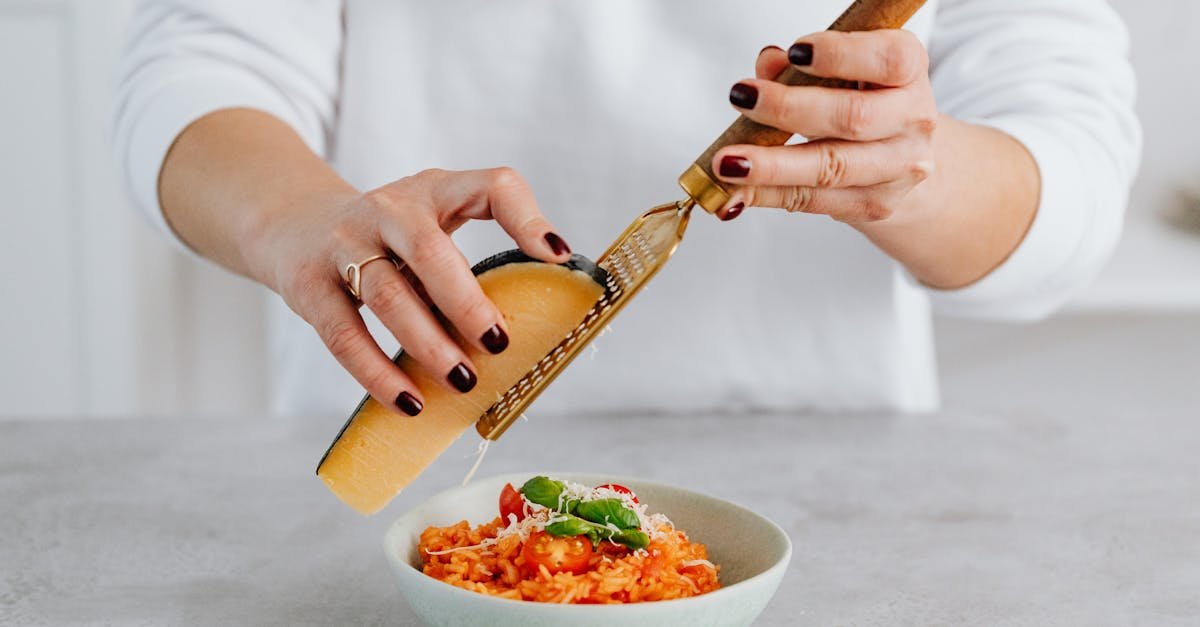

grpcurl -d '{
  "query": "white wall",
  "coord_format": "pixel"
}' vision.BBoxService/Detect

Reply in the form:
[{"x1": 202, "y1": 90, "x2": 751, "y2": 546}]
[
  {"x1": 1074, "y1": 0, "x2": 1200, "y2": 309},
  {"x1": 0, "y1": 0, "x2": 268, "y2": 417},
  {"x1": 0, "y1": 0, "x2": 1195, "y2": 418}
]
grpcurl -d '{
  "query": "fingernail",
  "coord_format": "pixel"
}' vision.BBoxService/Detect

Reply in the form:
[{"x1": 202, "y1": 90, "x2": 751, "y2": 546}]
[
  {"x1": 721, "y1": 202, "x2": 745, "y2": 221},
  {"x1": 395, "y1": 391, "x2": 423, "y2": 416},
  {"x1": 448, "y1": 363, "x2": 477, "y2": 393},
  {"x1": 719, "y1": 155, "x2": 752, "y2": 178},
  {"x1": 759, "y1": 44, "x2": 783, "y2": 56},
  {"x1": 788, "y1": 42, "x2": 813, "y2": 66},
  {"x1": 729, "y1": 82, "x2": 758, "y2": 110},
  {"x1": 481, "y1": 325, "x2": 509, "y2": 354},
  {"x1": 544, "y1": 232, "x2": 571, "y2": 256}
]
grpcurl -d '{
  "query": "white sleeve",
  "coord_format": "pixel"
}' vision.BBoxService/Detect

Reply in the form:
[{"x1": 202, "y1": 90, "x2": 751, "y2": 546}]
[
  {"x1": 112, "y1": 0, "x2": 343, "y2": 253},
  {"x1": 923, "y1": 0, "x2": 1141, "y2": 320}
]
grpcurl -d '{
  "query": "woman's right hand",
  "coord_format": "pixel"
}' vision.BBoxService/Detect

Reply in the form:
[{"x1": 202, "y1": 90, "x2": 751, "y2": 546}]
[{"x1": 245, "y1": 167, "x2": 572, "y2": 416}]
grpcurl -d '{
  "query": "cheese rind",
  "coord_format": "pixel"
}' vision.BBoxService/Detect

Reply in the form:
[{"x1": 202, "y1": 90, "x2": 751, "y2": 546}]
[{"x1": 317, "y1": 252, "x2": 608, "y2": 515}]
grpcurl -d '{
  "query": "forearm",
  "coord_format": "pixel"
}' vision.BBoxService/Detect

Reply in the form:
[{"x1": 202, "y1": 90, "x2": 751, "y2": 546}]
[
  {"x1": 159, "y1": 108, "x2": 357, "y2": 283},
  {"x1": 855, "y1": 115, "x2": 1039, "y2": 290}
]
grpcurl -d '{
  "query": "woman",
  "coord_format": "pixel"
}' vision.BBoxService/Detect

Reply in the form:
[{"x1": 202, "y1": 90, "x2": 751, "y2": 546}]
[{"x1": 113, "y1": 0, "x2": 1139, "y2": 417}]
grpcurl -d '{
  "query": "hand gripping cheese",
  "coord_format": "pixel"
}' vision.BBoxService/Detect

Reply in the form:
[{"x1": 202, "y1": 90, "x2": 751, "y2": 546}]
[{"x1": 317, "y1": 251, "x2": 609, "y2": 515}]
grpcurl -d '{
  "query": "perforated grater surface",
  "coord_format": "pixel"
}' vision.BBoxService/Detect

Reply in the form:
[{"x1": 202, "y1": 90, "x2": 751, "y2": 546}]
[
  {"x1": 473, "y1": 0, "x2": 926, "y2": 441},
  {"x1": 474, "y1": 200, "x2": 694, "y2": 439}
]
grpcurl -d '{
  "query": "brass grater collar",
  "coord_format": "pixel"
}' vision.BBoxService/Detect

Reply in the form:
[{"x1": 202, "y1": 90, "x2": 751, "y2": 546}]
[{"x1": 678, "y1": 164, "x2": 731, "y2": 215}]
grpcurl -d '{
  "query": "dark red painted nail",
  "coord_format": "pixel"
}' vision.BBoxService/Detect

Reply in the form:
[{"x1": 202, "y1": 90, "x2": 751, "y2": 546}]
[
  {"x1": 721, "y1": 202, "x2": 745, "y2": 221},
  {"x1": 788, "y1": 42, "x2": 814, "y2": 66},
  {"x1": 481, "y1": 325, "x2": 509, "y2": 354},
  {"x1": 395, "y1": 391, "x2": 423, "y2": 416},
  {"x1": 448, "y1": 363, "x2": 477, "y2": 393},
  {"x1": 544, "y1": 232, "x2": 571, "y2": 256},
  {"x1": 729, "y1": 82, "x2": 758, "y2": 110},
  {"x1": 719, "y1": 155, "x2": 752, "y2": 178},
  {"x1": 759, "y1": 44, "x2": 783, "y2": 56}
]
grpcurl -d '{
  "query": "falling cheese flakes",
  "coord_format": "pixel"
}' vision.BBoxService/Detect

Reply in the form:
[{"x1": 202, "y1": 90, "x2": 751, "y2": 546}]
[{"x1": 461, "y1": 438, "x2": 491, "y2": 486}]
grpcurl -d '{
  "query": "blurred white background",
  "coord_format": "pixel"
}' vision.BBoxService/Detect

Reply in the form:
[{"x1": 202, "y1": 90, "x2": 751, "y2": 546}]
[{"x1": 0, "y1": 0, "x2": 1196, "y2": 418}]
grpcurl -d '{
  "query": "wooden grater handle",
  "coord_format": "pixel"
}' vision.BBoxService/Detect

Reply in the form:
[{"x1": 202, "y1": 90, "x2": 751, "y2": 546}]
[{"x1": 678, "y1": 0, "x2": 928, "y2": 213}]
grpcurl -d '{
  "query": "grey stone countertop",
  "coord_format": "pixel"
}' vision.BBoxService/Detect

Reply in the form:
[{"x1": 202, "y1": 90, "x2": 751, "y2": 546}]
[
  {"x1": 2, "y1": 314, "x2": 1199, "y2": 626},
  {"x1": 3, "y1": 408, "x2": 1199, "y2": 626}
]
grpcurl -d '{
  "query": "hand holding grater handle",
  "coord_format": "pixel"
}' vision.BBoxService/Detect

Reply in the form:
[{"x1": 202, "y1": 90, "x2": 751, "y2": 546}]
[{"x1": 678, "y1": 0, "x2": 929, "y2": 214}]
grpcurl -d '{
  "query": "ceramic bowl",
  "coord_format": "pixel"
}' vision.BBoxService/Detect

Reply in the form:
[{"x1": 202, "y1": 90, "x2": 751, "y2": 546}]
[{"x1": 383, "y1": 472, "x2": 792, "y2": 627}]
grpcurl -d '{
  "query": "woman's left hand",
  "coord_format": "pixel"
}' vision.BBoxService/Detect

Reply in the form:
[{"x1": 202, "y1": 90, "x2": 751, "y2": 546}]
[{"x1": 714, "y1": 30, "x2": 938, "y2": 223}]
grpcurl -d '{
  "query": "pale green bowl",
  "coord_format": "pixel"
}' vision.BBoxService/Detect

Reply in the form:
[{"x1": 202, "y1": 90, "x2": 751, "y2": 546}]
[{"x1": 383, "y1": 472, "x2": 792, "y2": 627}]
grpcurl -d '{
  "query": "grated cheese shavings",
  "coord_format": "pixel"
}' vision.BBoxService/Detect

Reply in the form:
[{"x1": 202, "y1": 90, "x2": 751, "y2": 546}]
[
  {"x1": 426, "y1": 509, "x2": 553, "y2": 556},
  {"x1": 428, "y1": 477, "x2": 680, "y2": 556},
  {"x1": 460, "y1": 439, "x2": 491, "y2": 486},
  {"x1": 553, "y1": 479, "x2": 677, "y2": 542}
]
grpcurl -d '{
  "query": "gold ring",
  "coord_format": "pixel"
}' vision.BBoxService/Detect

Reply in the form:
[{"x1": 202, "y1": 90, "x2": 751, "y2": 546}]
[{"x1": 344, "y1": 253, "x2": 399, "y2": 301}]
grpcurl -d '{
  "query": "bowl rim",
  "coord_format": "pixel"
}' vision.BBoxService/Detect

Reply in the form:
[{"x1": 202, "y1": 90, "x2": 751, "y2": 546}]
[{"x1": 383, "y1": 471, "x2": 793, "y2": 610}]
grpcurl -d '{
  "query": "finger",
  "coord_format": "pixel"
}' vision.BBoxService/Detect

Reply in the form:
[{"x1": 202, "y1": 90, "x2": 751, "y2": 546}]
[
  {"x1": 712, "y1": 138, "x2": 934, "y2": 188},
  {"x1": 788, "y1": 30, "x2": 928, "y2": 87},
  {"x1": 399, "y1": 263, "x2": 434, "y2": 309},
  {"x1": 729, "y1": 77, "x2": 927, "y2": 141},
  {"x1": 428, "y1": 167, "x2": 572, "y2": 263},
  {"x1": 304, "y1": 282, "x2": 425, "y2": 416},
  {"x1": 376, "y1": 193, "x2": 507, "y2": 367},
  {"x1": 755, "y1": 45, "x2": 790, "y2": 80},
  {"x1": 345, "y1": 251, "x2": 485, "y2": 394},
  {"x1": 715, "y1": 199, "x2": 746, "y2": 222},
  {"x1": 729, "y1": 182, "x2": 909, "y2": 224}
]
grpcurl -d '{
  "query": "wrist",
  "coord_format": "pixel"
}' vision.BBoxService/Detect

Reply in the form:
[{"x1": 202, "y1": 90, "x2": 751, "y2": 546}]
[
  {"x1": 850, "y1": 116, "x2": 1039, "y2": 289},
  {"x1": 238, "y1": 183, "x2": 359, "y2": 290}
]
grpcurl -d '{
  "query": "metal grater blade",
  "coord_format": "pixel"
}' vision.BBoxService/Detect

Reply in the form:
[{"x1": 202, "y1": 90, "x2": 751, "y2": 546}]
[{"x1": 474, "y1": 199, "x2": 694, "y2": 439}]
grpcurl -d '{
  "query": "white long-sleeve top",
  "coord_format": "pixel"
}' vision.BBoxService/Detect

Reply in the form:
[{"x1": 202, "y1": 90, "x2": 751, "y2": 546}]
[{"x1": 113, "y1": 0, "x2": 1140, "y2": 416}]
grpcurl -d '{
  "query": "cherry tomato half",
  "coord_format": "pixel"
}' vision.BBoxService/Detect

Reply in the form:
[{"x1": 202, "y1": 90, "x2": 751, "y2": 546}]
[
  {"x1": 499, "y1": 483, "x2": 527, "y2": 523},
  {"x1": 522, "y1": 531, "x2": 594, "y2": 575},
  {"x1": 596, "y1": 483, "x2": 639, "y2": 504}
]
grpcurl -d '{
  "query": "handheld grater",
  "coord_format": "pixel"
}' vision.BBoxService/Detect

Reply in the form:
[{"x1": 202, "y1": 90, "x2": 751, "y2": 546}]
[{"x1": 474, "y1": 0, "x2": 929, "y2": 441}]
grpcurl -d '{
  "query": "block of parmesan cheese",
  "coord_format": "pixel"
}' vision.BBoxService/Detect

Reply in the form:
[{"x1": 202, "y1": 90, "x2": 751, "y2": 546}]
[{"x1": 317, "y1": 251, "x2": 608, "y2": 515}]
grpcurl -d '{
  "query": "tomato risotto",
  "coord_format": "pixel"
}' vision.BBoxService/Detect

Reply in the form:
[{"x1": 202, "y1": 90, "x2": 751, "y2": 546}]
[{"x1": 418, "y1": 476, "x2": 721, "y2": 603}]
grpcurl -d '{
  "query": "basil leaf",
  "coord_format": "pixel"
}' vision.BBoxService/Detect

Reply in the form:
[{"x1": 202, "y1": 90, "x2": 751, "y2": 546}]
[
  {"x1": 543, "y1": 513, "x2": 649, "y2": 550},
  {"x1": 544, "y1": 514, "x2": 593, "y2": 538},
  {"x1": 575, "y1": 498, "x2": 640, "y2": 530},
  {"x1": 612, "y1": 529, "x2": 650, "y2": 550},
  {"x1": 520, "y1": 476, "x2": 564, "y2": 510},
  {"x1": 521, "y1": 478, "x2": 648, "y2": 551}
]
